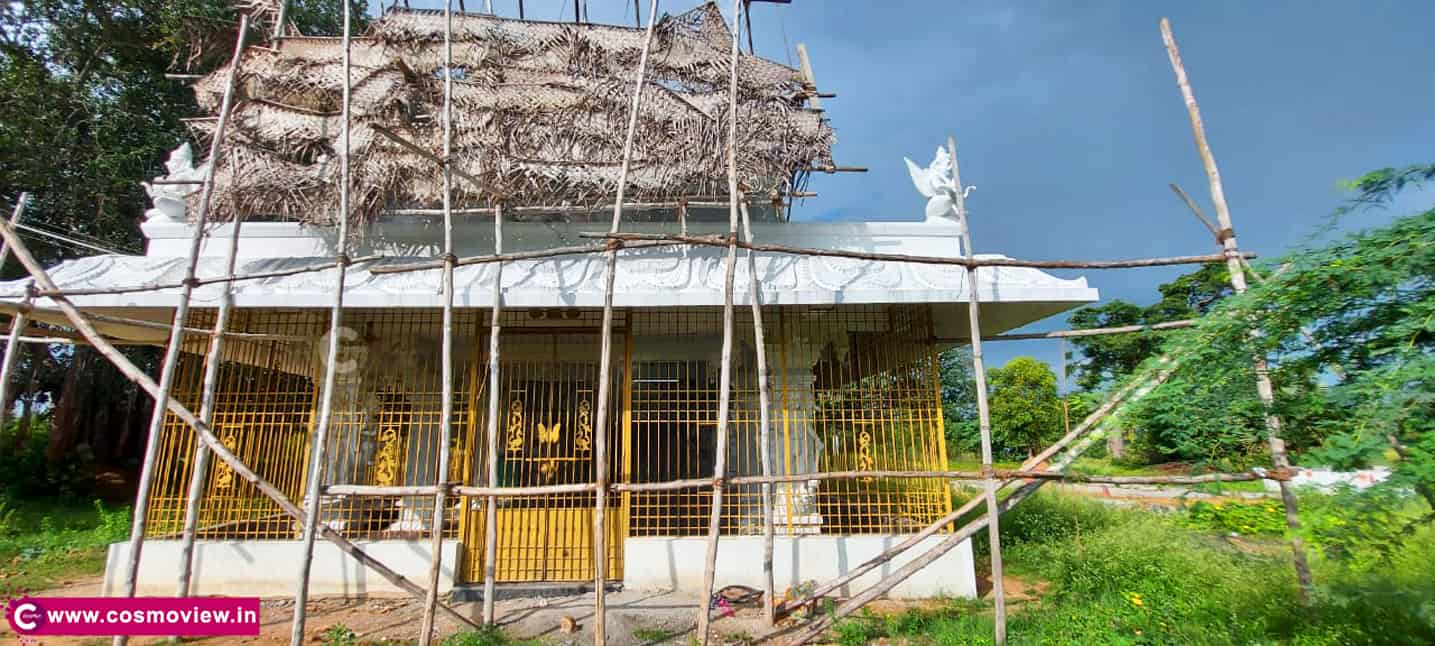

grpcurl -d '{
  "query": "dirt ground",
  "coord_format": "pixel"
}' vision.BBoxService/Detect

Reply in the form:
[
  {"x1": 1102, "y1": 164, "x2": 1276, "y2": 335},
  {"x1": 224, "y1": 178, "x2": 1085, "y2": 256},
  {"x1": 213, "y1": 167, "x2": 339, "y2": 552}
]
[{"x1": 2, "y1": 577, "x2": 866, "y2": 645}]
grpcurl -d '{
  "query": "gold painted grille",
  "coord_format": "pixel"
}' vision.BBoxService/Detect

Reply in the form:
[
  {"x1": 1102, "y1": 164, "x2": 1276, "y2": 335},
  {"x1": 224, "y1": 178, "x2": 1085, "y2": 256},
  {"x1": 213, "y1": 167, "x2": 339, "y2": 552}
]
[
  {"x1": 626, "y1": 305, "x2": 952, "y2": 536},
  {"x1": 457, "y1": 326, "x2": 626, "y2": 583},
  {"x1": 142, "y1": 305, "x2": 949, "y2": 580}
]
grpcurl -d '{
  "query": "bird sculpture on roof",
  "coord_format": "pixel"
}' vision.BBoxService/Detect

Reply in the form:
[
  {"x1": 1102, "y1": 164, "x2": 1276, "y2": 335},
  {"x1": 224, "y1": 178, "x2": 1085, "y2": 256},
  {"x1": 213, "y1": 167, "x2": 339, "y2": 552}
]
[{"x1": 904, "y1": 146, "x2": 976, "y2": 253}]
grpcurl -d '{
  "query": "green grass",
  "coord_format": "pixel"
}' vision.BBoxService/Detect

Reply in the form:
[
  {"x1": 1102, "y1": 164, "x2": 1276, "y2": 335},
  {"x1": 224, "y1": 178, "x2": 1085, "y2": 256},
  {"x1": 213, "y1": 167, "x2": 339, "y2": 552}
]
[
  {"x1": 0, "y1": 496, "x2": 131, "y2": 594},
  {"x1": 633, "y1": 626, "x2": 680, "y2": 643},
  {"x1": 948, "y1": 455, "x2": 1024, "y2": 472},
  {"x1": 827, "y1": 490, "x2": 1435, "y2": 645},
  {"x1": 442, "y1": 626, "x2": 545, "y2": 646}
]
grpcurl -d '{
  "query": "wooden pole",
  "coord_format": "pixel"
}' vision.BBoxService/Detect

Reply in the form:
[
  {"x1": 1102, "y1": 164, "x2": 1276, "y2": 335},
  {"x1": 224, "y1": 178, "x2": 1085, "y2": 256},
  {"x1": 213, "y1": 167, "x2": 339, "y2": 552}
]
[
  {"x1": 794, "y1": 44, "x2": 821, "y2": 111},
  {"x1": 419, "y1": 1, "x2": 460, "y2": 642},
  {"x1": 580, "y1": 232, "x2": 1253, "y2": 271},
  {"x1": 290, "y1": 0, "x2": 355, "y2": 640},
  {"x1": 37, "y1": 254, "x2": 381, "y2": 298},
  {"x1": 590, "y1": 2, "x2": 660, "y2": 642},
  {"x1": 0, "y1": 192, "x2": 27, "y2": 272},
  {"x1": 0, "y1": 297, "x2": 31, "y2": 433},
  {"x1": 1160, "y1": 17, "x2": 1313, "y2": 601},
  {"x1": 696, "y1": 4, "x2": 745, "y2": 644},
  {"x1": 0, "y1": 207, "x2": 484, "y2": 637},
  {"x1": 946, "y1": 136, "x2": 1006, "y2": 645},
  {"x1": 272, "y1": 0, "x2": 289, "y2": 40},
  {"x1": 479, "y1": 203, "x2": 503, "y2": 626},
  {"x1": 0, "y1": 193, "x2": 32, "y2": 432},
  {"x1": 113, "y1": 19, "x2": 250, "y2": 645},
  {"x1": 175, "y1": 130, "x2": 260, "y2": 600},
  {"x1": 738, "y1": 200, "x2": 777, "y2": 627}
]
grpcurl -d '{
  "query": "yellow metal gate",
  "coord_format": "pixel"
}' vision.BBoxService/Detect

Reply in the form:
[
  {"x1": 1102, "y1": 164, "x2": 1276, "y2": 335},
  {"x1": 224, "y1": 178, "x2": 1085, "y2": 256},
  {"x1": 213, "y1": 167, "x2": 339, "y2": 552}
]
[{"x1": 458, "y1": 329, "x2": 626, "y2": 582}]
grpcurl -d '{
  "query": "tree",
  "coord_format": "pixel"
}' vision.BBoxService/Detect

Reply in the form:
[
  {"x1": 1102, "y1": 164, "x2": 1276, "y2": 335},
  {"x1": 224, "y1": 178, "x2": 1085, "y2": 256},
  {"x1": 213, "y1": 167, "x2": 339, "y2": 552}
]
[
  {"x1": 987, "y1": 357, "x2": 1063, "y2": 459},
  {"x1": 0, "y1": 1, "x2": 356, "y2": 476},
  {"x1": 1067, "y1": 264, "x2": 1232, "y2": 390},
  {"x1": 1138, "y1": 164, "x2": 1435, "y2": 506},
  {"x1": 937, "y1": 348, "x2": 978, "y2": 456}
]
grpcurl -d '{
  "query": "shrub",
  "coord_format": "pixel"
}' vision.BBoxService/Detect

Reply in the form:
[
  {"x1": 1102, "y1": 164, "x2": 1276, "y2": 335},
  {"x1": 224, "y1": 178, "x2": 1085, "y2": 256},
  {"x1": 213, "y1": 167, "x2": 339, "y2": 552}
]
[
  {"x1": 320, "y1": 624, "x2": 357, "y2": 646},
  {"x1": 1182, "y1": 500, "x2": 1287, "y2": 536}
]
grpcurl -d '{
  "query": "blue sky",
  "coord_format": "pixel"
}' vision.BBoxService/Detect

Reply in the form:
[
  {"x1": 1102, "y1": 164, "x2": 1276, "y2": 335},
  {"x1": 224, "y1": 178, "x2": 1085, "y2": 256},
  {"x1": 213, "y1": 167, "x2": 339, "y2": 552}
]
[{"x1": 371, "y1": 0, "x2": 1434, "y2": 379}]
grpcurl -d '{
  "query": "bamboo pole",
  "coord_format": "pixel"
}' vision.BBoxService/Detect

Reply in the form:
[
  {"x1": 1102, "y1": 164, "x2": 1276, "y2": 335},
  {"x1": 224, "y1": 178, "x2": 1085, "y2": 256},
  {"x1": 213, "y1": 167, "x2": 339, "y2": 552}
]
[
  {"x1": 738, "y1": 199, "x2": 777, "y2": 628},
  {"x1": 0, "y1": 297, "x2": 31, "y2": 432},
  {"x1": 479, "y1": 206, "x2": 503, "y2": 625},
  {"x1": 1160, "y1": 17, "x2": 1313, "y2": 600},
  {"x1": 0, "y1": 304, "x2": 305, "y2": 343},
  {"x1": 590, "y1": 2, "x2": 660, "y2": 642},
  {"x1": 273, "y1": 0, "x2": 289, "y2": 40},
  {"x1": 368, "y1": 241, "x2": 677, "y2": 275},
  {"x1": 0, "y1": 205, "x2": 483, "y2": 637},
  {"x1": 175, "y1": 139, "x2": 260, "y2": 599},
  {"x1": 695, "y1": 4, "x2": 745, "y2": 644},
  {"x1": 580, "y1": 232, "x2": 1253, "y2": 270},
  {"x1": 0, "y1": 193, "x2": 28, "y2": 271},
  {"x1": 290, "y1": 0, "x2": 356, "y2": 640},
  {"x1": 971, "y1": 319, "x2": 1195, "y2": 342},
  {"x1": 945, "y1": 136, "x2": 1007, "y2": 645},
  {"x1": 419, "y1": 1, "x2": 460, "y2": 641},
  {"x1": 113, "y1": 20, "x2": 250, "y2": 646},
  {"x1": 0, "y1": 193, "x2": 32, "y2": 432},
  {"x1": 35, "y1": 255, "x2": 381, "y2": 298},
  {"x1": 370, "y1": 125, "x2": 509, "y2": 201},
  {"x1": 326, "y1": 466, "x2": 1277, "y2": 498},
  {"x1": 784, "y1": 364, "x2": 1178, "y2": 645},
  {"x1": 774, "y1": 357, "x2": 1180, "y2": 619}
]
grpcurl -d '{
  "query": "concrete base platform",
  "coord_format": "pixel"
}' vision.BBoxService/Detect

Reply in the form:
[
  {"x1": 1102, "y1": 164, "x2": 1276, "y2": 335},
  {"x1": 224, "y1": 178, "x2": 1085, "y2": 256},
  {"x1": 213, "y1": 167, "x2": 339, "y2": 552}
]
[
  {"x1": 103, "y1": 540, "x2": 460, "y2": 597},
  {"x1": 621, "y1": 535, "x2": 976, "y2": 599}
]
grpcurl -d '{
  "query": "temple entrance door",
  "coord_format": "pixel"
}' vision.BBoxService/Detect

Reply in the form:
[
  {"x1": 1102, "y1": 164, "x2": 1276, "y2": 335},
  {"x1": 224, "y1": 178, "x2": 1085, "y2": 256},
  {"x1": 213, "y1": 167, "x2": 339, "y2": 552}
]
[{"x1": 459, "y1": 330, "x2": 626, "y2": 583}]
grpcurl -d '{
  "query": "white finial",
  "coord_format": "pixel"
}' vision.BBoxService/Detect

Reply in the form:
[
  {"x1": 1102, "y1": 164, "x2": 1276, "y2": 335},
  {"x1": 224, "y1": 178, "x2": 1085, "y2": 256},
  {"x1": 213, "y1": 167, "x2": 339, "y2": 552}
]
[{"x1": 903, "y1": 145, "x2": 973, "y2": 252}]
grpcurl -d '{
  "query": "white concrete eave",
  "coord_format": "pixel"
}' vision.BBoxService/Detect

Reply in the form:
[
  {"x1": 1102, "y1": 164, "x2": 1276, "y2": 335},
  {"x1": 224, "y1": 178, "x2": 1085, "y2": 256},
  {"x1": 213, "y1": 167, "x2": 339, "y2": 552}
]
[{"x1": 0, "y1": 219, "x2": 1098, "y2": 341}]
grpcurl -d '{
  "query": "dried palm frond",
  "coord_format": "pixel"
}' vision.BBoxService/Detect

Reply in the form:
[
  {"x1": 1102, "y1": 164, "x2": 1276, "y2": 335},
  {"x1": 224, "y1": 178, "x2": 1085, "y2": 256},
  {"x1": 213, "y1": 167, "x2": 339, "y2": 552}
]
[{"x1": 187, "y1": 2, "x2": 835, "y2": 225}]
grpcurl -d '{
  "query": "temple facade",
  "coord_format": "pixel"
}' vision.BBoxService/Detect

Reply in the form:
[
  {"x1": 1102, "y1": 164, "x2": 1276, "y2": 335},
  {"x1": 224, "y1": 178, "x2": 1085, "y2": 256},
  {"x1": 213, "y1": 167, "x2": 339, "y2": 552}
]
[{"x1": 0, "y1": 4, "x2": 1097, "y2": 599}]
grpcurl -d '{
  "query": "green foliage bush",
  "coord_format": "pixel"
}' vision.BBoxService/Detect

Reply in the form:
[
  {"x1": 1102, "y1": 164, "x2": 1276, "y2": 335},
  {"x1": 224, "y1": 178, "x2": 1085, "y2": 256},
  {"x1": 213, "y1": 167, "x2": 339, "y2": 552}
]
[
  {"x1": 1182, "y1": 500, "x2": 1287, "y2": 536},
  {"x1": 320, "y1": 624, "x2": 358, "y2": 646},
  {"x1": 861, "y1": 490, "x2": 1435, "y2": 645}
]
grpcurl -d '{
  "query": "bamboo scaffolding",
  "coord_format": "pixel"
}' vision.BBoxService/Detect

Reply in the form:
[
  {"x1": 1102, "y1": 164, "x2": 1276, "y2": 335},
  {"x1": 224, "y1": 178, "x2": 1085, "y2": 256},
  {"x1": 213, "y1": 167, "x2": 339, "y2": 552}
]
[
  {"x1": 589, "y1": 2, "x2": 661, "y2": 641},
  {"x1": 112, "y1": 21, "x2": 250, "y2": 646},
  {"x1": 946, "y1": 136, "x2": 1007, "y2": 645},
  {"x1": 0, "y1": 193, "x2": 28, "y2": 270},
  {"x1": 1160, "y1": 17, "x2": 1313, "y2": 600},
  {"x1": 0, "y1": 206, "x2": 484, "y2": 638},
  {"x1": 738, "y1": 199, "x2": 777, "y2": 628},
  {"x1": 418, "y1": 2, "x2": 459, "y2": 642},
  {"x1": 784, "y1": 361, "x2": 1179, "y2": 645},
  {"x1": 0, "y1": 11, "x2": 1339, "y2": 645},
  {"x1": 290, "y1": 0, "x2": 356, "y2": 641},
  {"x1": 695, "y1": 3, "x2": 745, "y2": 644},
  {"x1": 580, "y1": 232, "x2": 1252, "y2": 270},
  {"x1": 774, "y1": 356, "x2": 1180, "y2": 620}
]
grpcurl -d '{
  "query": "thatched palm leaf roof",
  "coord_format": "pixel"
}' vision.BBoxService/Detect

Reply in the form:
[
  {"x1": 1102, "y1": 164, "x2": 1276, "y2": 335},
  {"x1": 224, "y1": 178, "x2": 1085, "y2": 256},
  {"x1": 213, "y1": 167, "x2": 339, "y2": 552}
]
[{"x1": 188, "y1": 2, "x2": 834, "y2": 225}]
